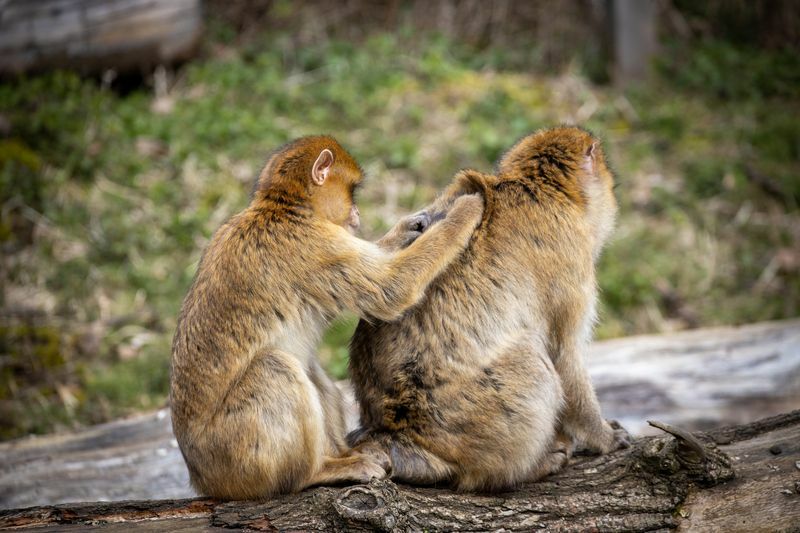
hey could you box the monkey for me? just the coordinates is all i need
[348,126,629,492]
[169,135,484,500]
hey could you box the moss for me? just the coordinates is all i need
[0,325,65,371]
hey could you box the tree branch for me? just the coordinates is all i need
[2,411,798,531]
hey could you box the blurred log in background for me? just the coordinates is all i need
[0,0,202,76]
[2,1,799,81]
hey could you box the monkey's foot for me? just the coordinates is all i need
[305,453,390,489]
[357,447,392,477]
[346,452,391,484]
[525,450,570,482]
[609,420,633,450]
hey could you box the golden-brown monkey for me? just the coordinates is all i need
[170,136,483,500]
[348,127,628,492]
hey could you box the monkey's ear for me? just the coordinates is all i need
[583,141,600,177]
[312,149,334,185]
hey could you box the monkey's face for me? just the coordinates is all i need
[346,204,360,233]
[310,147,364,233]
[312,174,363,233]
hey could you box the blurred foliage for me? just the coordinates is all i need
[1,14,799,439]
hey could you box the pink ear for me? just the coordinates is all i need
[312,149,334,185]
[583,142,598,176]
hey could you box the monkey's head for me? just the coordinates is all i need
[498,127,618,259]
[255,136,364,233]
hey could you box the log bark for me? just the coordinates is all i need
[1,319,799,530]
[0,0,203,75]
[1,410,799,532]
[3,319,797,510]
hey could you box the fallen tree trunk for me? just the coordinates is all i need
[590,318,800,435]
[1,411,798,531]
[2,319,798,510]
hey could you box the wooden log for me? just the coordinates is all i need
[0,319,798,510]
[1,410,798,531]
[591,318,800,435]
[0,0,203,75]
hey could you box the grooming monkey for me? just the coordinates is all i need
[349,127,628,491]
[170,136,483,500]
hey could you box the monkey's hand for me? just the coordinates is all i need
[377,211,431,251]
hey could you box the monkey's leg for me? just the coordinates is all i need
[307,358,348,455]
[554,347,625,454]
[392,340,563,492]
[188,351,327,499]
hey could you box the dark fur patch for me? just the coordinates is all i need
[494,180,539,203]
[401,357,427,389]
[477,367,503,392]
[391,403,410,423]
[381,284,399,306]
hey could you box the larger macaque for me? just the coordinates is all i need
[170,136,483,500]
[349,127,628,491]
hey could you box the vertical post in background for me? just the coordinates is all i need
[611,0,659,84]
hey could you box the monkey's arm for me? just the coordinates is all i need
[378,170,493,252]
[334,194,483,321]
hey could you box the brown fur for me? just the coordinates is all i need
[348,127,627,492]
[170,136,483,500]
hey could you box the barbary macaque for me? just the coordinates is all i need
[170,136,483,499]
[349,127,628,491]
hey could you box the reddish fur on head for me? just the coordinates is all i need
[253,135,364,232]
[497,126,617,257]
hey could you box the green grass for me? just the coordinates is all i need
[1,31,798,439]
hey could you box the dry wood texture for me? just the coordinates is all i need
[0,320,798,525]
[1,411,798,531]
[590,318,800,435]
[0,0,202,75]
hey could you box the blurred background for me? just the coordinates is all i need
[0,0,798,441]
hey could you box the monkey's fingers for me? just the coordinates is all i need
[405,211,431,233]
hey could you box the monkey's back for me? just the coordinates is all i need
[350,155,596,488]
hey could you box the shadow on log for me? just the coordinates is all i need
[1,410,798,531]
